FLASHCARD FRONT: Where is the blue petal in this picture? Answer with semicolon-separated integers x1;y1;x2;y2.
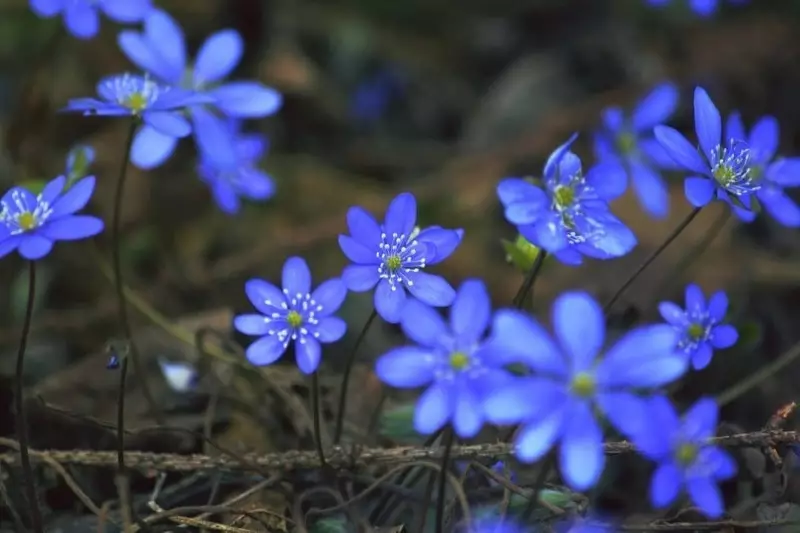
725;111;746;143
117;31;176;83
686;477;724;518
748;115;779;164
376;346;439;387
497;178;548;207
50;175;95;217
99;0;153;22
681;397;718;442
596;392;650;441
543;133;579;179
342;264;379;292
694;87;722;159
453;383;483;438
234;314;270;335
339;235;377;264
237;169;275;201
640;138;682;171
30;0;63;17
483;377;563;425
553;152;582;184
40;175;66;205
244;278;285;313
585;161;627;201
18;235;53;260
658;301;688;326
401;299;448;348
685;284;706;313
692;343;713;370
635;395;680;459
211;82;283;118
282;256;311;295
579;211;637;259
131;125;178;169
65;2;99;39
0;235;21;259
246;335;288;366
630;160;669;218
39;215;103;240
414;382;454;435
295;337;321;374
560;401;604;490
759;187;800;227
702;447;737;480
552;247;584;266
488;310;568;375
314;317;347;343
654;126;708;175
383;192;417;237
193;29;243;85
710;325;737;349
417;227;463;265
375;280;406;323
552;291;604;373
311;278;347;315
651;463;682;508
597;325;685;388
706;291;728;321
514;406;566;463
632;82;679;132
684;177;715;207
406;272;456;307
449;279;490;344
766;158;800;186
601;107;624;133
144;111;191;137
347;206;381;247
531;212;569;252
143;9;187;76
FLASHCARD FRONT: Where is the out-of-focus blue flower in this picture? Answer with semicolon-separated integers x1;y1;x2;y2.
118;9;282;168
65;144;95;185
0;175;103;260
722;113;800;226
594;83;679;218
484;291;687;490
654;87;761;212
30;0;153;39
472;518;524;533
64;73;212;169
234;257;347;375
497;134;636;266
659;284;737;370
634;396;737;518
350;68;406;124
339;192;462;323
197;121;274;215
556;516;616;533
646;0;749;17
158;359;198;393
376;280;515;437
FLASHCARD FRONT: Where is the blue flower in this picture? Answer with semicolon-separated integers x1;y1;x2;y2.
646;0;748;17
556;516;616;533
64;73;212;169
654;87;761;212
234;257;347;375
634;396;737;518
0;175;103;260
658;284;738;371
118;9;282;168
472;518;524;533
722;113;800;226
376;280;516;437
30;0;153;39
339;192;462;323
483;291;687;490
594;83;679;218
497;134;636;266
197;121;275;215
350;68;406;124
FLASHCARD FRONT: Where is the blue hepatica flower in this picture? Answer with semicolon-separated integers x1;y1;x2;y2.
497;134;636;266
646;0;748;17
0;175;103;260
30;0;153;39
484;291;687;490
196;121;275;215
659;284;738;370
654;87;761;212
556;516;615;533
594;83;679;218
339;192;463;323
350;68;406;124
376;280;515;438
64;73;212;169
234;257;347;375
634;396;737;518
722;112;800;226
118;9;282;168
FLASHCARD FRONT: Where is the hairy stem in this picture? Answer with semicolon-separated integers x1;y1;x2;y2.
311;372;327;466
512;250;548;309
433;428;455;533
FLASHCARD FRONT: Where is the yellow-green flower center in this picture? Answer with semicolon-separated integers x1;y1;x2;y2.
287;310;303;328
688;323;705;340
124;92;148;112
713;165;735;186
676;443;698;466
615;132;637;154
570;372;596;398
385;255;402;270
553;185;575;208
18;212;37;231
449;351;470;371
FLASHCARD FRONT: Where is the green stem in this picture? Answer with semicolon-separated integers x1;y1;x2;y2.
512;250;548;309
333;309;378;444
433;428;454;533
15;261;43;533
311;372;327;467
603;207;703;314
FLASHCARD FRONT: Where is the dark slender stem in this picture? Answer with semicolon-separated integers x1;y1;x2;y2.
333;309;378;444
116;357;129;470
512;250;547;309
603;207;703;314
14;261;43;533
311;372;327;467
518;453;555;522
433;428;454;533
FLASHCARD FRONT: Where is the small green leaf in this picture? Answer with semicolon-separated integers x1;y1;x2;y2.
502;234;545;273
310;516;350;533
378;403;422;444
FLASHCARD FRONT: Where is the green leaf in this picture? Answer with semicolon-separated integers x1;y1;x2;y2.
310;517;351;533
378;403;422;444
502;234;545;273
736;320;763;350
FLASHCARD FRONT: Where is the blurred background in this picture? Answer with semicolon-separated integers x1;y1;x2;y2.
3;0;800;530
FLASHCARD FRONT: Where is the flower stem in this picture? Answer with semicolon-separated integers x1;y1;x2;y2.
433;427;454;533
333;309;378;444
14;261;43;533
512;250;548;309
603;207;703;314
517;452;555;522
311;372;327;467
111;118;164;466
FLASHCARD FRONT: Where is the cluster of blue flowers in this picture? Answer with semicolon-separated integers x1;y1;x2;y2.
646;0;749;17
3;0;793;530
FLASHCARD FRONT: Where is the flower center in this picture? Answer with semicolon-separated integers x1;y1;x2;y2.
377;232;426;291
688;323;706;340
385;254;402;271
286;310;303;328
449;351;470;371
17;212;37;231
615;131;637;155
124;92;148;112
553;185;575;209
675;443;698;466
570;372;596;398
710;140;759;195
